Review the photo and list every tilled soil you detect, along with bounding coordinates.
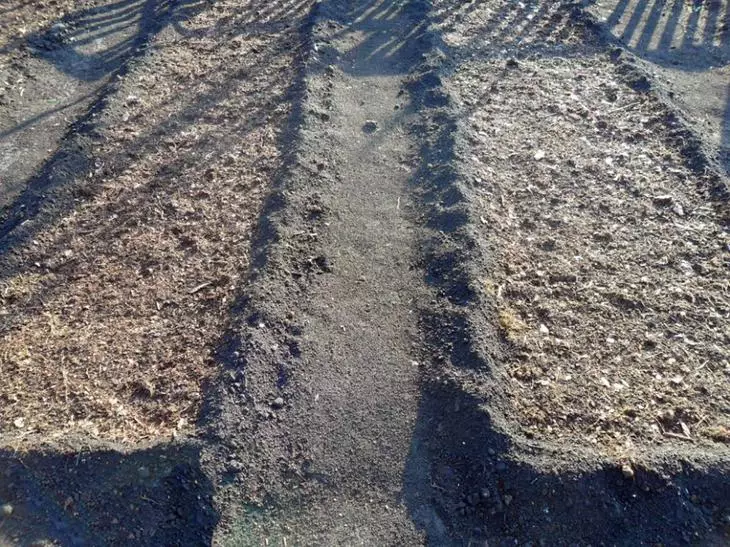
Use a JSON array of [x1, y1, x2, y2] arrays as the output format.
[[206, 0, 729, 544], [0, 0, 305, 443], [438, 0, 730, 451], [588, 0, 730, 168], [0, 0, 729, 545]]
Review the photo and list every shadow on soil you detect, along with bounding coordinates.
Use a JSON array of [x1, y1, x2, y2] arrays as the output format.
[[21, 0, 209, 82], [405, 381, 730, 545], [0, 0, 308, 250], [1, 0, 728, 544], [0, 443, 216, 545], [0, 0, 306, 290], [585, 0, 730, 171], [203, 0, 729, 543], [0, 0, 211, 145], [0, 0, 310, 545], [0, 0, 207, 241]]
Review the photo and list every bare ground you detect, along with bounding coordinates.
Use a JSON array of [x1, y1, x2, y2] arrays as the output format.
[[0, 0, 306, 441], [437, 0, 730, 452], [0, 0, 728, 545]]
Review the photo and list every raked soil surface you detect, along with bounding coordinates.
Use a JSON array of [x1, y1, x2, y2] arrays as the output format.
[[0, 0, 728, 545]]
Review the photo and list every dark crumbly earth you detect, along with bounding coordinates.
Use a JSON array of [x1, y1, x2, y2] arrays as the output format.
[[0, 0, 728, 545]]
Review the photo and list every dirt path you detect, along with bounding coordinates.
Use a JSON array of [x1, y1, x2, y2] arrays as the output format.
[[210, 0, 730, 544], [209, 1, 434, 543]]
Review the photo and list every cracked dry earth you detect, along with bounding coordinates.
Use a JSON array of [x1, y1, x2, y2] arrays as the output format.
[[0, 0, 729, 545]]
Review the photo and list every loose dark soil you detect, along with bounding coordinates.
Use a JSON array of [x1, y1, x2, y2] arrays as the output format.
[[0, 0, 728, 545]]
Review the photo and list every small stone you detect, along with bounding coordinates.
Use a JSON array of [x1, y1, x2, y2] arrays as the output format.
[[534, 149, 546, 161], [652, 195, 673, 207], [138, 466, 150, 479], [503, 494, 513, 506], [50, 22, 69, 37], [506, 58, 519, 68], [539, 324, 549, 335], [362, 120, 378, 134], [13, 418, 24, 429], [672, 204, 684, 216], [228, 459, 244, 472], [271, 397, 285, 409], [1, 503, 13, 517], [621, 462, 635, 479]]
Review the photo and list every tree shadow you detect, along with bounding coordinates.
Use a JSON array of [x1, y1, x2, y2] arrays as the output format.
[[19, 0, 209, 82], [587, 0, 730, 170], [0, 1, 310, 541], [0, 0, 305, 265], [397, 0, 730, 543], [0, 0, 208, 238], [0, 443, 217, 546], [404, 380, 730, 544], [1, 0, 728, 543]]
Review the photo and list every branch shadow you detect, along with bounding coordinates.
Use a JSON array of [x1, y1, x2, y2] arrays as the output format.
[[0, 0, 209, 242], [398, 0, 730, 543], [587, 0, 730, 171], [0, 1, 312, 543], [16, 0, 210, 82], [0, 443, 217, 546]]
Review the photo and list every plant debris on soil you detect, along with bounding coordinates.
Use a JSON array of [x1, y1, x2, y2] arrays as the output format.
[[436, 0, 730, 454], [0, 0, 306, 443], [0, 0, 729, 544]]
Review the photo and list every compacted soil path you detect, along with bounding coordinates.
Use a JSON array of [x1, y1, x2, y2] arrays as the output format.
[[208, 1, 438, 543]]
